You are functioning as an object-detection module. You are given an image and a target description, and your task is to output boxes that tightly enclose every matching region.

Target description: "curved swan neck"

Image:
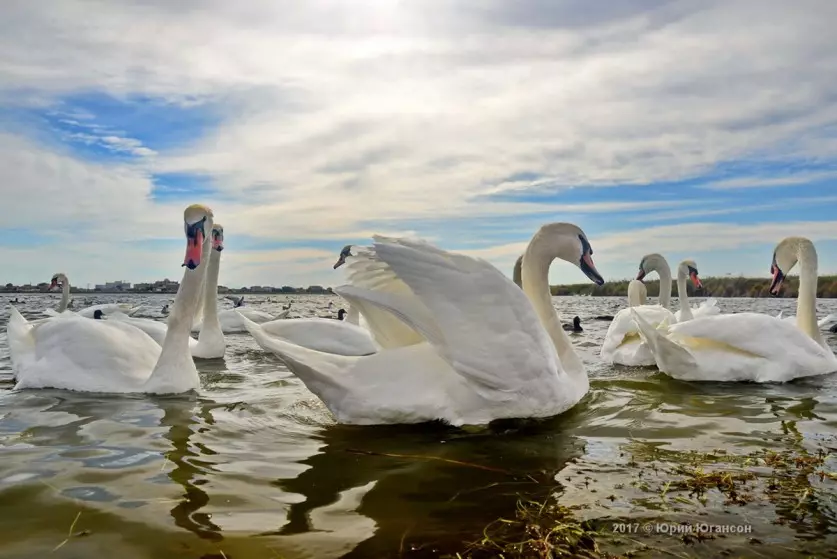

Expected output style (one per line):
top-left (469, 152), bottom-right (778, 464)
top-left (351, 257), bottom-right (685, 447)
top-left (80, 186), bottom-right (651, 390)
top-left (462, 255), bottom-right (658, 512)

top-left (57, 279), bottom-right (70, 312)
top-left (649, 256), bottom-right (673, 308)
top-left (795, 240), bottom-right (823, 346)
top-left (676, 265), bottom-right (693, 321)
top-left (513, 255), bottom-right (524, 288)
top-left (521, 238), bottom-right (584, 377)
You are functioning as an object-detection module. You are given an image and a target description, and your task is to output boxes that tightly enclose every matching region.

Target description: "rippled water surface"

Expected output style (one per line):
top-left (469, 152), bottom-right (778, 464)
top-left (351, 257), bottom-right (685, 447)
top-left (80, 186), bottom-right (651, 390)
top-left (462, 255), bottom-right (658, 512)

top-left (2, 293), bottom-right (837, 558)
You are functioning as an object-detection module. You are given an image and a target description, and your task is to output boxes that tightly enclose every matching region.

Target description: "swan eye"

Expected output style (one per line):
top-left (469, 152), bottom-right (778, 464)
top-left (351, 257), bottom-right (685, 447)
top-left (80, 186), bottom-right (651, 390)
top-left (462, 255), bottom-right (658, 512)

top-left (184, 216), bottom-right (207, 239)
top-left (577, 234), bottom-right (593, 256)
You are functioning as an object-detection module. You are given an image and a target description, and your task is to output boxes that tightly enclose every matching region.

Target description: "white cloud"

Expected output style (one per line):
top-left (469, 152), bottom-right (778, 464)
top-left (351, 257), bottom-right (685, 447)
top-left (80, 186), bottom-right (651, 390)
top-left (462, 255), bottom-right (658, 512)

top-left (700, 171), bottom-right (837, 190)
top-left (1, 1), bottom-right (836, 285)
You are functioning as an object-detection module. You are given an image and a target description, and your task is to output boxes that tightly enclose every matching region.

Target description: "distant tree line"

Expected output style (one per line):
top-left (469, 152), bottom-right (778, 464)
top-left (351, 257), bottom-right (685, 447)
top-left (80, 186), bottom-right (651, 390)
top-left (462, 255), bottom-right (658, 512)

top-left (551, 275), bottom-right (837, 298)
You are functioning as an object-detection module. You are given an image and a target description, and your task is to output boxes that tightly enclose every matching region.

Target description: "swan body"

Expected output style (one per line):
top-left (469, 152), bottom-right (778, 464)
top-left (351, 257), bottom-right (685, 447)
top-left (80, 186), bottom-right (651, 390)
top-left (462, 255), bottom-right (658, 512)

top-left (192, 308), bottom-right (288, 334)
top-left (633, 237), bottom-right (837, 382)
top-left (7, 204), bottom-right (214, 393)
top-left (244, 223), bottom-right (604, 425)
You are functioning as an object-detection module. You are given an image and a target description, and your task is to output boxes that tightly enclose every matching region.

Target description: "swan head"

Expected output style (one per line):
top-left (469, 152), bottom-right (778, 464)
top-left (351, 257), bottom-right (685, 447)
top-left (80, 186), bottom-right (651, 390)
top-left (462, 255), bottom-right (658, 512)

top-left (182, 204), bottom-right (214, 270)
top-left (636, 253), bottom-right (666, 281)
top-left (769, 237), bottom-right (817, 296)
top-left (679, 259), bottom-right (703, 289)
top-left (49, 272), bottom-right (68, 290)
top-left (212, 224), bottom-right (224, 252)
top-left (333, 245), bottom-right (353, 269)
top-left (531, 223), bottom-right (604, 285)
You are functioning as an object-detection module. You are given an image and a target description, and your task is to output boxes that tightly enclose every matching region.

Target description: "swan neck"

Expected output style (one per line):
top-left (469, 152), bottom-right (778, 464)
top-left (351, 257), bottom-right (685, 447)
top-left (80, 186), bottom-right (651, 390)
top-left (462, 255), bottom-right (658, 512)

top-left (58, 280), bottom-right (70, 312)
top-left (197, 248), bottom-right (223, 343)
top-left (512, 255), bottom-right (523, 288)
top-left (656, 260), bottom-right (672, 308)
top-left (795, 243), bottom-right (822, 345)
top-left (676, 267), bottom-right (693, 320)
top-left (522, 241), bottom-right (584, 378)
top-left (202, 250), bottom-right (221, 323)
top-left (627, 280), bottom-right (646, 307)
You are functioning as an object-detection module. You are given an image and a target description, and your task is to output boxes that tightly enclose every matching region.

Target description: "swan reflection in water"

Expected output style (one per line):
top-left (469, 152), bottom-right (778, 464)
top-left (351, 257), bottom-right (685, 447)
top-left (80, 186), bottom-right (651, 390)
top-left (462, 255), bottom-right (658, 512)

top-left (269, 412), bottom-right (586, 555)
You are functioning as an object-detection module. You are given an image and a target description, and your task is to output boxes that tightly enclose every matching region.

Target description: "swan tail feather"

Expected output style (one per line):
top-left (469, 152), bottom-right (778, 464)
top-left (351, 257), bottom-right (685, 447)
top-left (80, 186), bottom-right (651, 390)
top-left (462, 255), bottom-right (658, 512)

top-left (630, 308), bottom-right (695, 373)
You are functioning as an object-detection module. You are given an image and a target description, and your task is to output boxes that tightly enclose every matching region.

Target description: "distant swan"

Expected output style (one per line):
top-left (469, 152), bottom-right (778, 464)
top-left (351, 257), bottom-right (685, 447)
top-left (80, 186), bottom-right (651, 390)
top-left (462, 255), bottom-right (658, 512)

top-left (7, 204), bottom-right (214, 393)
top-left (45, 273), bottom-right (140, 318)
top-left (633, 237), bottom-right (837, 382)
top-left (239, 222), bottom-right (605, 426)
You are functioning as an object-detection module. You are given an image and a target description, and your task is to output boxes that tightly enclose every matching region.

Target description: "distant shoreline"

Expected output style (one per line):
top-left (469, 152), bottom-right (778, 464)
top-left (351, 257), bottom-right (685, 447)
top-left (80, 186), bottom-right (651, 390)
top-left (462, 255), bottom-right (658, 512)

top-left (0, 290), bottom-right (336, 296)
top-left (550, 275), bottom-right (837, 298)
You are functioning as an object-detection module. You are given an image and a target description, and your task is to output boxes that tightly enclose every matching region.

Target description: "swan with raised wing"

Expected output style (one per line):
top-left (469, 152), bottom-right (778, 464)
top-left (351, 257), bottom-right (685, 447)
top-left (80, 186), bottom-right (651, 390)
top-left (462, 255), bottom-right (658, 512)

top-left (6, 204), bottom-right (214, 393)
top-left (239, 222), bottom-right (605, 426)
top-left (632, 237), bottom-right (837, 382)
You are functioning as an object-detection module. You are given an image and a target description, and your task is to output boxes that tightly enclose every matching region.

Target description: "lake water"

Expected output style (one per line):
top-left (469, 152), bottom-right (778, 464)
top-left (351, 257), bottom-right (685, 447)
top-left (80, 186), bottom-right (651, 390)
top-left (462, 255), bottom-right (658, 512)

top-left (2, 293), bottom-right (837, 559)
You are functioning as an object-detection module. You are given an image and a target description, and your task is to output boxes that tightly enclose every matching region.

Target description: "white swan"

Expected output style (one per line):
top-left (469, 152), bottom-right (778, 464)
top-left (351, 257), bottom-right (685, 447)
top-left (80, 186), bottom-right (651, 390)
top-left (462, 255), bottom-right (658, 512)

top-left (632, 237), bottom-right (837, 382)
top-left (107, 223), bottom-right (228, 358)
top-left (6, 204), bottom-right (214, 393)
top-left (670, 260), bottom-right (720, 322)
top-left (600, 254), bottom-right (678, 366)
top-left (45, 273), bottom-right (140, 318)
top-left (239, 222), bottom-right (605, 426)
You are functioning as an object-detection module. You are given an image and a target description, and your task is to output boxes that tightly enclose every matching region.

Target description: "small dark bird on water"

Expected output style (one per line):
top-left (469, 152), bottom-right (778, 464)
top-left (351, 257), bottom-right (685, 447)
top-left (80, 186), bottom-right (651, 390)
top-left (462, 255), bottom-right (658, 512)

top-left (563, 316), bottom-right (583, 333)
top-left (830, 322), bottom-right (837, 334)
top-left (337, 308), bottom-right (347, 320)
top-left (93, 309), bottom-right (104, 320)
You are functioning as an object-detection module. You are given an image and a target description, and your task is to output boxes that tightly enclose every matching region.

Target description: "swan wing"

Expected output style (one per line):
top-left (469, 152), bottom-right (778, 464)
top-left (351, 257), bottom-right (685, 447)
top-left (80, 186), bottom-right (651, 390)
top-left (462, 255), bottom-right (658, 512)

top-left (107, 312), bottom-right (199, 350)
top-left (600, 305), bottom-right (673, 365)
top-left (666, 313), bottom-right (830, 359)
top-left (341, 246), bottom-right (427, 348)
top-left (361, 235), bottom-right (560, 392)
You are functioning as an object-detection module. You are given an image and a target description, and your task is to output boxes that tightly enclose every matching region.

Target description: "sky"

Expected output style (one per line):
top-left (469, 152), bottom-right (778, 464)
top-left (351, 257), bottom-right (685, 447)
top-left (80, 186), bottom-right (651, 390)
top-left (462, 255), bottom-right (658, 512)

top-left (1, 0), bottom-right (837, 289)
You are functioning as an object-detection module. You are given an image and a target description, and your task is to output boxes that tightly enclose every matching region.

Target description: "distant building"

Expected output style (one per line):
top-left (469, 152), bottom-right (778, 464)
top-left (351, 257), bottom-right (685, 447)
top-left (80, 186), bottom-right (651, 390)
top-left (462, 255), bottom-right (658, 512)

top-left (95, 280), bottom-right (131, 291)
